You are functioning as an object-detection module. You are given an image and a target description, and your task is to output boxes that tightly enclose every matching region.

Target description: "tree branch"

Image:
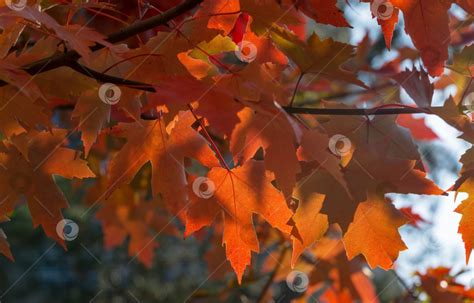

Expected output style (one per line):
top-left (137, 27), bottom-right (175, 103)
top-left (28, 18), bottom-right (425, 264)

top-left (66, 61), bottom-right (157, 92)
top-left (101, 0), bottom-right (203, 46)
top-left (0, 0), bottom-right (203, 87)
top-left (283, 106), bottom-right (433, 115)
top-left (47, 64), bottom-right (453, 116)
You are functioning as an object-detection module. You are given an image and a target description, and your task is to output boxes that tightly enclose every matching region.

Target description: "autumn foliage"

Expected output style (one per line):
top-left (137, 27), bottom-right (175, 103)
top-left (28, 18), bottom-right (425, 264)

top-left (1, 0), bottom-right (474, 301)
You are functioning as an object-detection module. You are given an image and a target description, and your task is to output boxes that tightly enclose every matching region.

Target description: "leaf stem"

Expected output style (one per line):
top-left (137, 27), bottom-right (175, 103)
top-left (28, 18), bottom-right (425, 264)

top-left (289, 73), bottom-right (305, 107)
top-left (187, 104), bottom-right (231, 171)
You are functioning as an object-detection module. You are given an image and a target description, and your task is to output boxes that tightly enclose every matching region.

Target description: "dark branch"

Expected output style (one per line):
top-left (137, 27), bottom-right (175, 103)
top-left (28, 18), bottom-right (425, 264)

top-left (48, 65), bottom-right (453, 117)
top-left (66, 61), bottom-right (157, 92)
top-left (102, 0), bottom-right (203, 46)
top-left (0, 0), bottom-right (203, 87)
top-left (283, 106), bottom-right (433, 115)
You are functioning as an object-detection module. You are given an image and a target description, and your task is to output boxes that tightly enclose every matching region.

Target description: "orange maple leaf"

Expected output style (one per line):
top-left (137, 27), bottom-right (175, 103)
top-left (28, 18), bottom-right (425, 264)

top-left (230, 106), bottom-right (301, 198)
top-left (185, 160), bottom-right (294, 283)
top-left (0, 129), bottom-right (95, 245)
top-left (391, 0), bottom-right (473, 76)
top-left (343, 194), bottom-right (408, 269)
top-left (107, 111), bottom-right (219, 216)
top-left (293, 0), bottom-right (350, 28)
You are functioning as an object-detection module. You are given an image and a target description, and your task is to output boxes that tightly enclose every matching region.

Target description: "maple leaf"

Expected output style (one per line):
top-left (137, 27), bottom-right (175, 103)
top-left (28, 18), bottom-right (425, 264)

top-left (0, 60), bottom-right (43, 101)
top-left (0, 17), bottom-right (24, 59)
top-left (319, 105), bottom-right (417, 159)
top-left (293, 0), bottom-right (350, 28)
top-left (417, 267), bottom-right (474, 303)
top-left (391, 68), bottom-right (434, 108)
top-left (88, 180), bottom-right (174, 268)
top-left (283, 234), bottom-right (380, 302)
top-left (71, 47), bottom-right (143, 155)
top-left (72, 87), bottom-right (111, 156)
top-left (239, 0), bottom-right (300, 35)
top-left (185, 160), bottom-right (294, 283)
top-left (396, 114), bottom-right (438, 141)
top-left (400, 206), bottom-right (427, 227)
top-left (150, 75), bottom-right (244, 136)
top-left (454, 179), bottom-right (474, 263)
top-left (107, 111), bottom-right (219, 216)
top-left (230, 106), bottom-right (301, 198)
top-left (297, 129), bottom-right (349, 187)
top-left (343, 194), bottom-right (408, 269)
top-left (290, 180), bottom-right (328, 267)
top-left (0, 129), bottom-right (95, 245)
top-left (431, 97), bottom-right (474, 143)
top-left (0, 85), bottom-right (50, 138)
top-left (183, 34), bottom-right (238, 77)
top-left (126, 32), bottom-right (192, 82)
top-left (452, 146), bottom-right (474, 264)
top-left (7, 37), bottom-right (58, 66)
top-left (344, 147), bottom-right (444, 201)
top-left (449, 44), bottom-right (474, 77)
top-left (362, 0), bottom-right (400, 49)
top-left (390, 0), bottom-right (473, 76)
top-left (3, 6), bottom-right (111, 61)
top-left (201, 0), bottom-right (301, 36)
top-left (198, 0), bottom-right (241, 35)
top-left (301, 169), bottom-right (359, 232)
top-left (270, 26), bottom-right (365, 88)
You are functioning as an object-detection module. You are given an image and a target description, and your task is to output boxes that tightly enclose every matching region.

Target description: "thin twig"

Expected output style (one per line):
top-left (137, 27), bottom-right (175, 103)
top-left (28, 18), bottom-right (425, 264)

top-left (392, 270), bottom-right (419, 301)
top-left (187, 104), bottom-right (231, 171)
top-left (67, 61), bottom-right (157, 92)
top-left (289, 73), bottom-right (305, 107)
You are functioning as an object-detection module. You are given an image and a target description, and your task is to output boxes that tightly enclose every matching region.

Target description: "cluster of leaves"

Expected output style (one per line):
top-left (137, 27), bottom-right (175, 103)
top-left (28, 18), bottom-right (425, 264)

top-left (1, 0), bottom-right (474, 301)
